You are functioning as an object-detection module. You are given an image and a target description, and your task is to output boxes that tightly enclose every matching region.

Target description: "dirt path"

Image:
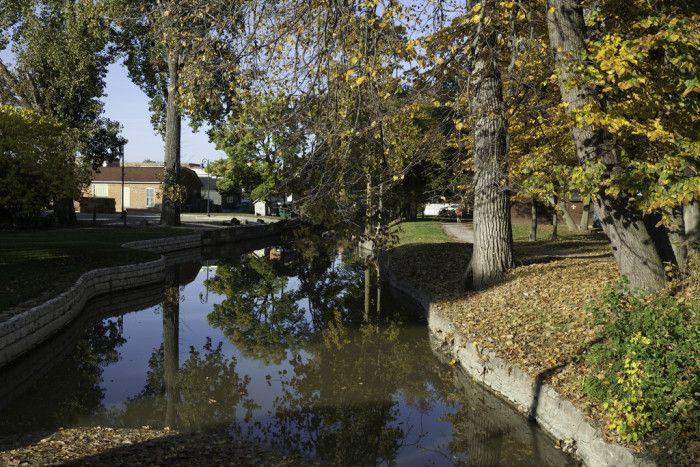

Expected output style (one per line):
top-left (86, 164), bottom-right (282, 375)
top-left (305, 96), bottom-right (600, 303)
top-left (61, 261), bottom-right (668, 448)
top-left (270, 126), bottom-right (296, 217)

top-left (441, 223), bottom-right (474, 243)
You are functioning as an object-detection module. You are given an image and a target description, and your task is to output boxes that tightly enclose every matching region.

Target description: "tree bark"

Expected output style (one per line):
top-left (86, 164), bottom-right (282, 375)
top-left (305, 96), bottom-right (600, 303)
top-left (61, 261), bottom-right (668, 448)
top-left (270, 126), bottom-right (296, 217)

top-left (579, 196), bottom-right (591, 230)
top-left (667, 207), bottom-right (687, 272)
top-left (684, 201), bottom-right (699, 255)
top-left (558, 200), bottom-right (578, 232)
top-left (529, 199), bottom-right (537, 242)
top-left (465, 29), bottom-right (514, 290)
top-left (546, 0), bottom-right (666, 291)
top-left (161, 47), bottom-right (181, 226)
top-left (364, 265), bottom-right (371, 323)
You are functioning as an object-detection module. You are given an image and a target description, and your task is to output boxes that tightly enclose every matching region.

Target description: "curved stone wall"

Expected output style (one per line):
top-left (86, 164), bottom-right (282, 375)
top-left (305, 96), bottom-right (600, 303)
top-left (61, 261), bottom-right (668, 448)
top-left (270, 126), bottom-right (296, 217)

top-left (0, 222), bottom-right (287, 369)
top-left (384, 254), bottom-right (653, 467)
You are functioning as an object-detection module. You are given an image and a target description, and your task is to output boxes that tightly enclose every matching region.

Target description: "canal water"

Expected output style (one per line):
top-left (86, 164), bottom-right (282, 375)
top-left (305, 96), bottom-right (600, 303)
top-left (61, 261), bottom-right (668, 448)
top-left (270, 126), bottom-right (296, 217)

top-left (0, 240), bottom-right (573, 466)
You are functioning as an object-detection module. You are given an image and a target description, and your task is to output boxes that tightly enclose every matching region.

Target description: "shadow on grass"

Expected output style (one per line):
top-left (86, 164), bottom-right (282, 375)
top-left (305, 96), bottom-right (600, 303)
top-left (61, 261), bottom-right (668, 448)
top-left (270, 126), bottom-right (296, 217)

top-left (389, 234), bottom-right (611, 300)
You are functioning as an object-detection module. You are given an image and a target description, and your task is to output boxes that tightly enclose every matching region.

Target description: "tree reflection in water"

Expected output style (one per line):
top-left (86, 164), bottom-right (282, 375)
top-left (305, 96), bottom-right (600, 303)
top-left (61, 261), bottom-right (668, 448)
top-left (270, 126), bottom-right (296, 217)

top-left (205, 243), bottom-right (448, 464)
top-left (0, 242), bottom-right (573, 466)
top-left (114, 337), bottom-right (254, 434)
top-left (257, 317), bottom-right (442, 465)
top-left (206, 252), bottom-right (310, 365)
top-left (110, 274), bottom-right (255, 434)
top-left (0, 319), bottom-right (125, 434)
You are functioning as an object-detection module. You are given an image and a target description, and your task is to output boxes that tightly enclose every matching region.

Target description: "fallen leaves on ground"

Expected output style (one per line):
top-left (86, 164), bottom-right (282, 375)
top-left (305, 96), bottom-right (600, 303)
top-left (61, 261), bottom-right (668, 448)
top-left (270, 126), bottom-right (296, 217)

top-left (389, 239), bottom-right (619, 436)
top-left (0, 427), bottom-right (305, 466)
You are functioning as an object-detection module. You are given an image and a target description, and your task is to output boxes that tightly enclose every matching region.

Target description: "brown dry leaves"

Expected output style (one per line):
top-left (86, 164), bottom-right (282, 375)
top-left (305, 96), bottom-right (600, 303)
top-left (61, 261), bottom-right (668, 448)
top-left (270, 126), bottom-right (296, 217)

top-left (389, 240), bottom-right (619, 425)
top-left (0, 427), bottom-right (304, 466)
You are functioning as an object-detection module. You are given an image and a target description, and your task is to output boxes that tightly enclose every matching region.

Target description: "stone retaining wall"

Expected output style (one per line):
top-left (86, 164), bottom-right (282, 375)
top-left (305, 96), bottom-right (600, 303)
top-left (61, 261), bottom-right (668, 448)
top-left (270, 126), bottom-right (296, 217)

top-left (0, 222), bottom-right (288, 369)
top-left (0, 259), bottom-right (164, 369)
top-left (384, 254), bottom-right (653, 467)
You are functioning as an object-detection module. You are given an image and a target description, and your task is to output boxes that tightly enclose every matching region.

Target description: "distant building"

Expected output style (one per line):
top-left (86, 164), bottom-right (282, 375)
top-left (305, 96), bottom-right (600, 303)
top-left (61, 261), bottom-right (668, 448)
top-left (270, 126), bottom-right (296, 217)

top-left (187, 164), bottom-right (240, 211)
top-left (81, 164), bottom-right (202, 212)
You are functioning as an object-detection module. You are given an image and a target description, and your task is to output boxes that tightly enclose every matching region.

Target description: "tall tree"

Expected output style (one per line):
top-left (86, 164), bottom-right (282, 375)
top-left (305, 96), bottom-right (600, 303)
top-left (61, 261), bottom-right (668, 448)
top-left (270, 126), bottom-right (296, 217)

top-left (0, 0), bottom-right (124, 224)
top-left (466, 18), bottom-right (514, 289)
top-left (545, 0), bottom-right (699, 290)
top-left (112, 0), bottom-right (252, 225)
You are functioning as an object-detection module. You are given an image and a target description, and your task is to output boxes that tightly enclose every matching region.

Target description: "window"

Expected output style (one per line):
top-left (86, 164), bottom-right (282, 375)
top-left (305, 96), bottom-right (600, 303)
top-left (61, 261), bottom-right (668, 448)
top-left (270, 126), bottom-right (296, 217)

top-left (146, 188), bottom-right (155, 208)
top-left (92, 184), bottom-right (108, 197)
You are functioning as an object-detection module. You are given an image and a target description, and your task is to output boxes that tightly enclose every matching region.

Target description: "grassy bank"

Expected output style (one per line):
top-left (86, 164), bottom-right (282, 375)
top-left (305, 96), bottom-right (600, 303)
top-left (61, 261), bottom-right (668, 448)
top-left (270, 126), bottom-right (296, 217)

top-left (395, 220), bottom-right (456, 245)
top-left (389, 219), bottom-right (699, 464)
top-left (0, 226), bottom-right (191, 313)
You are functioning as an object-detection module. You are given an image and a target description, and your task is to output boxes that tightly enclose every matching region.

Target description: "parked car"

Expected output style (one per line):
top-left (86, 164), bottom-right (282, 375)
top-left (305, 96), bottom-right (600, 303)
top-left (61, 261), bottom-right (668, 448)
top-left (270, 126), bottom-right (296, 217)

top-left (438, 204), bottom-right (461, 217)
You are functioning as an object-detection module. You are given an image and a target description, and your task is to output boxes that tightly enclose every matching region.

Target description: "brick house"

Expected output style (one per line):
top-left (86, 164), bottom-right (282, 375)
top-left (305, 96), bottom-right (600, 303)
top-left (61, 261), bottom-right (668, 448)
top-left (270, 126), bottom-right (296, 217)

top-left (81, 164), bottom-right (202, 213)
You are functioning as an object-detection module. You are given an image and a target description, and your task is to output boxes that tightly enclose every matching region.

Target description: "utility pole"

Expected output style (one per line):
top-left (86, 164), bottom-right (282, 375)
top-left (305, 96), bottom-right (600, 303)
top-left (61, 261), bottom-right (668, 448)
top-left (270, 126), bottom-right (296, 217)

top-left (121, 142), bottom-right (126, 227)
top-left (202, 158), bottom-right (210, 217)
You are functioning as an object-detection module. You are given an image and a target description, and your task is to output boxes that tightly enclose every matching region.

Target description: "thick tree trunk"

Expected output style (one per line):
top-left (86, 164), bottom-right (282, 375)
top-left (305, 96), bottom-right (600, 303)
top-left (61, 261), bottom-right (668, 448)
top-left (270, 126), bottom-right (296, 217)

top-left (53, 198), bottom-right (76, 225)
top-left (465, 30), bottom-right (514, 290)
top-left (161, 47), bottom-right (181, 226)
top-left (546, 0), bottom-right (666, 291)
top-left (685, 201), bottom-right (699, 255)
top-left (529, 199), bottom-right (537, 242)
top-left (579, 196), bottom-right (591, 230)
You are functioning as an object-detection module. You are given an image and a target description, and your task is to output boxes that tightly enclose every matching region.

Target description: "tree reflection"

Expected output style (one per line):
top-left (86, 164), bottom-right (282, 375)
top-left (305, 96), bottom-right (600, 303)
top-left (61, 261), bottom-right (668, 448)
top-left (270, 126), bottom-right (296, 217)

top-left (0, 319), bottom-right (125, 433)
top-left (115, 338), bottom-right (253, 433)
top-left (250, 314), bottom-right (439, 465)
top-left (206, 252), bottom-right (310, 364)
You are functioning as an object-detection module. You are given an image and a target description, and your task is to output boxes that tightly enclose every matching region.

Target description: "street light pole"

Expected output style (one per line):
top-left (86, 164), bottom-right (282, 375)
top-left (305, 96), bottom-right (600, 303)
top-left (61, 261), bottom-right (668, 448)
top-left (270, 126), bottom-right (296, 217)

top-left (202, 158), bottom-right (210, 217)
top-left (120, 143), bottom-right (126, 226)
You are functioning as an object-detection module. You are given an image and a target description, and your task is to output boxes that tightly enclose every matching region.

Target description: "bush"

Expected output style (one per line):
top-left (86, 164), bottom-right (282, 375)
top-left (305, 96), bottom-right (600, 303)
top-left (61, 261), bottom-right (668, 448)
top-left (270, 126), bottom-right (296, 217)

top-left (0, 105), bottom-right (85, 224)
top-left (583, 280), bottom-right (699, 463)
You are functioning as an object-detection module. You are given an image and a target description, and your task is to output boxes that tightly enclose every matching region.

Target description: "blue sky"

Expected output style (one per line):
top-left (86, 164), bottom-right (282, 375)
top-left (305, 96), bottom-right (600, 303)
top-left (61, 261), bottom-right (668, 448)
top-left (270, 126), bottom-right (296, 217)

top-left (103, 62), bottom-right (226, 164)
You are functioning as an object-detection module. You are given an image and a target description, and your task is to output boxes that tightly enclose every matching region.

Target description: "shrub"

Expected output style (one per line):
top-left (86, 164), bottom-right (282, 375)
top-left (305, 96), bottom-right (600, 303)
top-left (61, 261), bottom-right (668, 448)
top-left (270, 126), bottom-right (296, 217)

top-left (0, 105), bottom-right (85, 224)
top-left (583, 280), bottom-right (699, 463)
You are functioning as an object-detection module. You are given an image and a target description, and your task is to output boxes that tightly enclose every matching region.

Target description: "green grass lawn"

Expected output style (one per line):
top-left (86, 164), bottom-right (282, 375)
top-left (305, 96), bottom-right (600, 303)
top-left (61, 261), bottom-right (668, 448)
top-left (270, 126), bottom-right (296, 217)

top-left (511, 222), bottom-right (576, 243)
top-left (394, 221), bottom-right (455, 245)
top-left (0, 226), bottom-right (191, 313)
top-left (396, 219), bottom-right (588, 246)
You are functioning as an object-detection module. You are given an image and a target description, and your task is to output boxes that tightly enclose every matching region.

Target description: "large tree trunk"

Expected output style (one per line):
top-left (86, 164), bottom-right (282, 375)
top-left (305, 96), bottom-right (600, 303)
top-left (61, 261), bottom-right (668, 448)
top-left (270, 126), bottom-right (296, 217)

top-left (54, 198), bottom-right (77, 225)
top-left (161, 47), bottom-right (181, 226)
top-left (546, 0), bottom-right (666, 291)
top-left (667, 207), bottom-right (688, 272)
top-left (558, 200), bottom-right (578, 232)
top-left (465, 29), bottom-right (514, 290)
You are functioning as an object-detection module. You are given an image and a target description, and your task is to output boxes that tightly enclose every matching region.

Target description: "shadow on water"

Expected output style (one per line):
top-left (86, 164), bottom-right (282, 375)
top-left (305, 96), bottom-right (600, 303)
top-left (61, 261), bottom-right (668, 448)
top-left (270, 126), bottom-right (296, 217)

top-left (0, 237), bottom-right (575, 465)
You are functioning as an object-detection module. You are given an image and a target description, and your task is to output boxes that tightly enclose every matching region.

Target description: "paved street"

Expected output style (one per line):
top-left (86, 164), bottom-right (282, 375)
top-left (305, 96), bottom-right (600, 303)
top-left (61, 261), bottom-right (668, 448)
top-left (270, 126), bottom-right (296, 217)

top-left (76, 212), bottom-right (280, 228)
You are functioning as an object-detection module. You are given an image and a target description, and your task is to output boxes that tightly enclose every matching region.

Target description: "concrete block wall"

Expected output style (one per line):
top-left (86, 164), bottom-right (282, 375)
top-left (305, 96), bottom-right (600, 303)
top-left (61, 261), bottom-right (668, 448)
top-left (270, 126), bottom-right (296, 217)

top-left (0, 222), bottom-right (288, 369)
top-left (384, 255), bottom-right (653, 467)
top-left (0, 258), bottom-right (165, 369)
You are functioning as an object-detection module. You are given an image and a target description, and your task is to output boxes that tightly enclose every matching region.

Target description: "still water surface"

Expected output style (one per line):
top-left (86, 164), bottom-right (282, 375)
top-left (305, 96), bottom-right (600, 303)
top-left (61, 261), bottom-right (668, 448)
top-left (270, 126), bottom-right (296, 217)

top-left (0, 240), bottom-right (573, 466)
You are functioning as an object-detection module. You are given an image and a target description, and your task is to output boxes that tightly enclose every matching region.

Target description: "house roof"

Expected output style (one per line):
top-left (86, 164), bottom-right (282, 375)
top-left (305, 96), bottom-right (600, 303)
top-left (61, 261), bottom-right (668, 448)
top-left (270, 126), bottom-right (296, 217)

top-left (93, 166), bottom-right (164, 183)
top-left (92, 166), bottom-right (203, 191)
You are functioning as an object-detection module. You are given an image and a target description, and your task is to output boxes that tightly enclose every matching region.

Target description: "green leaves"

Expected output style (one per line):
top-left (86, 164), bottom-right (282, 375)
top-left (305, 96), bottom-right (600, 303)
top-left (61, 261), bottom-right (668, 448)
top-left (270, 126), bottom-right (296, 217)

top-left (0, 105), bottom-right (84, 223)
top-left (584, 281), bottom-right (700, 458)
